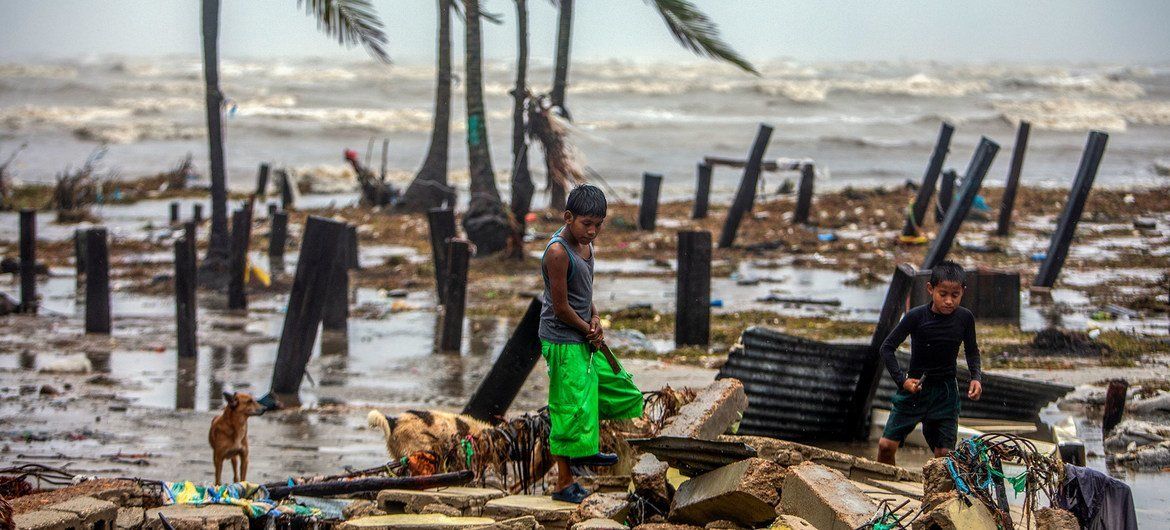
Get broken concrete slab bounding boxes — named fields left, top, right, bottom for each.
left=668, top=458, right=782, bottom=527
left=117, top=507, right=146, bottom=530
left=769, top=515, right=816, bottom=530
left=144, top=504, right=249, bottom=530
left=485, top=515, right=544, bottom=529
left=571, top=518, right=627, bottom=530
left=910, top=496, right=997, bottom=530
left=346, top=499, right=388, bottom=519
left=420, top=504, right=463, bottom=517
left=703, top=521, right=745, bottom=529
left=1035, top=507, right=1079, bottom=530
left=48, top=496, right=118, bottom=529
left=567, top=493, right=630, bottom=527
left=484, top=495, right=577, bottom=528
left=718, top=435, right=920, bottom=482
left=578, top=475, right=633, bottom=494
left=660, top=379, right=747, bottom=440
left=340, top=513, right=497, bottom=529
left=633, top=453, right=671, bottom=504
left=379, top=487, right=508, bottom=516
left=778, top=462, right=878, bottom=530
left=921, top=458, right=955, bottom=497
left=633, top=524, right=702, bottom=530
left=14, top=510, right=81, bottom=530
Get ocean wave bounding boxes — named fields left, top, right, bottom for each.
left=0, top=63, right=78, bottom=79
left=753, top=80, right=829, bottom=103
left=1003, top=73, right=1145, bottom=99
left=0, top=105, right=132, bottom=129
left=993, top=98, right=1170, bottom=132
left=817, top=135, right=926, bottom=149
left=73, top=122, right=204, bottom=144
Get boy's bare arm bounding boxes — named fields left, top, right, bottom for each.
left=545, top=244, right=592, bottom=335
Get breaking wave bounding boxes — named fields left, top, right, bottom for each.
left=994, top=98, right=1170, bottom=132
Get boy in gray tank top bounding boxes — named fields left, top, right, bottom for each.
left=539, top=185, right=644, bottom=503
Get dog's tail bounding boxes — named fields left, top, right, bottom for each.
left=367, top=410, right=396, bottom=438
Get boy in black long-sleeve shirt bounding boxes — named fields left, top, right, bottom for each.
left=877, top=260, right=983, bottom=466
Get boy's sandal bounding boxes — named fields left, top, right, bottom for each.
left=568, top=452, right=619, bottom=467
left=551, top=482, right=590, bottom=504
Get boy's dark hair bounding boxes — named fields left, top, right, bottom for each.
left=566, top=184, right=607, bottom=218
left=929, top=260, right=966, bottom=286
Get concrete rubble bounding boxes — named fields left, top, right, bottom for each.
left=632, top=453, right=671, bottom=504
left=1035, top=507, right=1080, bottom=530
left=571, top=517, right=628, bottom=530
left=778, top=462, right=878, bottom=530
left=14, top=496, right=119, bottom=530
left=483, top=495, right=578, bottom=529
left=567, top=493, right=630, bottom=527
left=378, top=486, right=508, bottom=516
left=668, top=458, right=783, bottom=526
left=910, top=496, right=997, bottom=530
left=144, top=504, right=249, bottom=530
left=769, top=514, right=816, bottom=529
left=659, top=379, right=747, bottom=441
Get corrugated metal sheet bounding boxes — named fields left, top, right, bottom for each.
left=871, top=350, right=1073, bottom=422
left=627, top=436, right=759, bottom=477
left=718, top=326, right=1075, bottom=441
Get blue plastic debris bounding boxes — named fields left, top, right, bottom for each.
left=817, top=233, right=838, bottom=242
left=710, top=299, right=724, bottom=307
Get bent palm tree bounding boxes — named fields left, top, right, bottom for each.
left=508, top=0, right=534, bottom=258
left=543, top=0, right=757, bottom=210
left=398, top=0, right=456, bottom=212
left=198, top=0, right=389, bottom=285
left=461, top=0, right=511, bottom=255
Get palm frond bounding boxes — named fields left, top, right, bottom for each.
left=644, top=0, right=758, bottom=75
left=450, top=0, right=503, bottom=24
left=299, top=0, right=391, bottom=63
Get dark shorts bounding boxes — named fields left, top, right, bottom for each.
left=882, top=378, right=961, bottom=451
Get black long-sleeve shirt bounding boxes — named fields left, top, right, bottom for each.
left=880, top=303, right=981, bottom=388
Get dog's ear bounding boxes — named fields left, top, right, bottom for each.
left=222, top=391, right=239, bottom=408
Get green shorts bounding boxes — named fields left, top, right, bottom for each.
left=882, top=378, right=961, bottom=451
left=542, top=340, right=644, bottom=458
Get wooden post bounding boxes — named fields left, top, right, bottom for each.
left=922, top=138, right=1001, bottom=269
left=322, top=226, right=351, bottom=332
left=902, top=122, right=954, bottom=236
left=193, top=203, right=204, bottom=224
left=638, top=172, right=664, bottom=231
left=169, top=201, right=180, bottom=225
left=427, top=208, right=456, bottom=304
left=1103, top=379, right=1128, bottom=438
left=267, top=202, right=277, bottom=217
left=1034, top=131, right=1108, bottom=288
left=793, top=163, right=815, bottom=225
left=935, top=169, right=956, bottom=223
left=692, top=162, right=712, bottom=219
left=278, top=170, right=296, bottom=210
left=176, top=356, right=197, bottom=410
left=718, top=124, right=773, bottom=248
left=270, top=216, right=347, bottom=399
left=228, top=208, right=252, bottom=310
left=675, top=231, right=711, bottom=347
left=84, top=228, right=111, bottom=334
left=347, top=224, right=360, bottom=270
left=174, top=235, right=198, bottom=359
left=996, top=121, right=1031, bottom=236
left=269, top=210, right=288, bottom=258
left=848, top=263, right=917, bottom=439
left=73, top=228, right=86, bottom=289
left=439, top=239, right=470, bottom=352
left=463, top=298, right=544, bottom=421
left=19, top=209, right=36, bottom=314
left=255, top=162, right=270, bottom=201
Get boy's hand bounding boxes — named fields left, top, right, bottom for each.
left=968, top=380, right=983, bottom=401
left=586, top=316, right=604, bottom=348
left=902, top=378, right=922, bottom=394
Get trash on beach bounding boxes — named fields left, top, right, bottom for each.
left=816, top=233, right=838, bottom=242
left=754, top=293, right=841, bottom=306
left=710, top=299, right=724, bottom=307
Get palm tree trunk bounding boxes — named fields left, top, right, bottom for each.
left=461, top=0, right=510, bottom=255
left=399, top=0, right=454, bottom=212
left=199, top=0, right=230, bottom=286
left=508, top=0, right=534, bottom=259
left=546, top=0, right=573, bottom=211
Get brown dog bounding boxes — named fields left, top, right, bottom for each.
left=209, top=391, right=265, bottom=484
left=367, top=409, right=490, bottom=460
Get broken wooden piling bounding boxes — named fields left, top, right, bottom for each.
left=169, top=201, right=180, bottom=225
left=228, top=208, right=252, bottom=310
left=935, top=169, right=956, bottom=224
left=638, top=172, right=663, bottom=230
left=427, top=208, right=456, bottom=304
left=439, top=239, right=471, bottom=352
left=463, top=298, right=544, bottom=421
left=693, top=162, right=712, bottom=219
left=193, top=203, right=204, bottom=224
left=1103, top=379, right=1128, bottom=438
left=84, top=228, right=111, bottom=334
left=73, top=228, right=86, bottom=289
left=174, top=234, right=198, bottom=359
left=255, top=162, right=270, bottom=201
left=996, top=121, right=1031, bottom=236
left=347, top=224, right=360, bottom=270
left=848, top=263, right=917, bottom=439
left=269, top=210, right=288, bottom=259
left=322, top=225, right=351, bottom=333
left=270, top=216, right=348, bottom=400
left=793, top=163, right=815, bottom=225
left=675, top=231, right=712, bottom=347
left=19, top=209, right=36, bottom=314
left=1034, top=131, right=1108, bottom=289
left=718, top=124, right=774, bottom=248
left=278, top=169, right=296, bottom=210
left=901, top=122, right=954, bottom=237
left=922, top=138, right=1001, bottom=269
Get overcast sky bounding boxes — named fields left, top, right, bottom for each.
left=1, top=0, right=1168, bottom=65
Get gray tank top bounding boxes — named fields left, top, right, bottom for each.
left=538, top=227, right=594, bottom=344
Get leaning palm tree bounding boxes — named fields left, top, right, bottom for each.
left=507, top=0, right=534, bottom=258
left=198, top=0, right=389, bottom=285
left=397, top=0, right=456, bottom=212
left=543, top=0, right=757, bottom=210
left=460, top=0, right=512, bottom=255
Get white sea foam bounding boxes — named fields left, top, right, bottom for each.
left=0, top=63, right=78, bottom=79
left=994, top=98, right=1170, bottom=132
left=73, top=122, right=205, bottom=144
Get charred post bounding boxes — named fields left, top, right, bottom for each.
left=19, top=209, right=36, bottom=314
left=322, top=225, right=352, bottom=332
left=922, top=138, right=1001, bottom=269
left=935, top=169, right=956, bottom=224
left=84, top=228, right=111, bottom=334
left=1034, top=131, right=1108, bottom=288
left=675, top=231, right=712, bottom=347
left=169, top=201, right=180, bottom=225
left=427, top=208, right=456, bottom=304
left=463, top=298, right=545, bottom=421
left=849, top=263, right=917, bottom=439
left=718, top=124, right=774, bottom=248
left=1103, top=379, right=1128, bottom=438
left=439, top=238, right=471, bottom=352
left=692, top=162, right=712, bottom=219
left=902, top=122, right=954, bottom=236
left=996, top=121, right=1031, bottom=236
left=638, top=172, right=664, bottom=231
left=269, top=210, right=288, bottom=259
left=228, top=208, right=253, bottom=310
left=175, top=235, right=198, bottom=359
left=793, top=163, right=815, bottom=225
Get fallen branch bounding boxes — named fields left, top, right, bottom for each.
left=265, top=470, right=472, bottom=500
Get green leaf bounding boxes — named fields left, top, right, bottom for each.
left=644, top=0, right=758, bottom=75
left=298, top=0, right=391, bottom=63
